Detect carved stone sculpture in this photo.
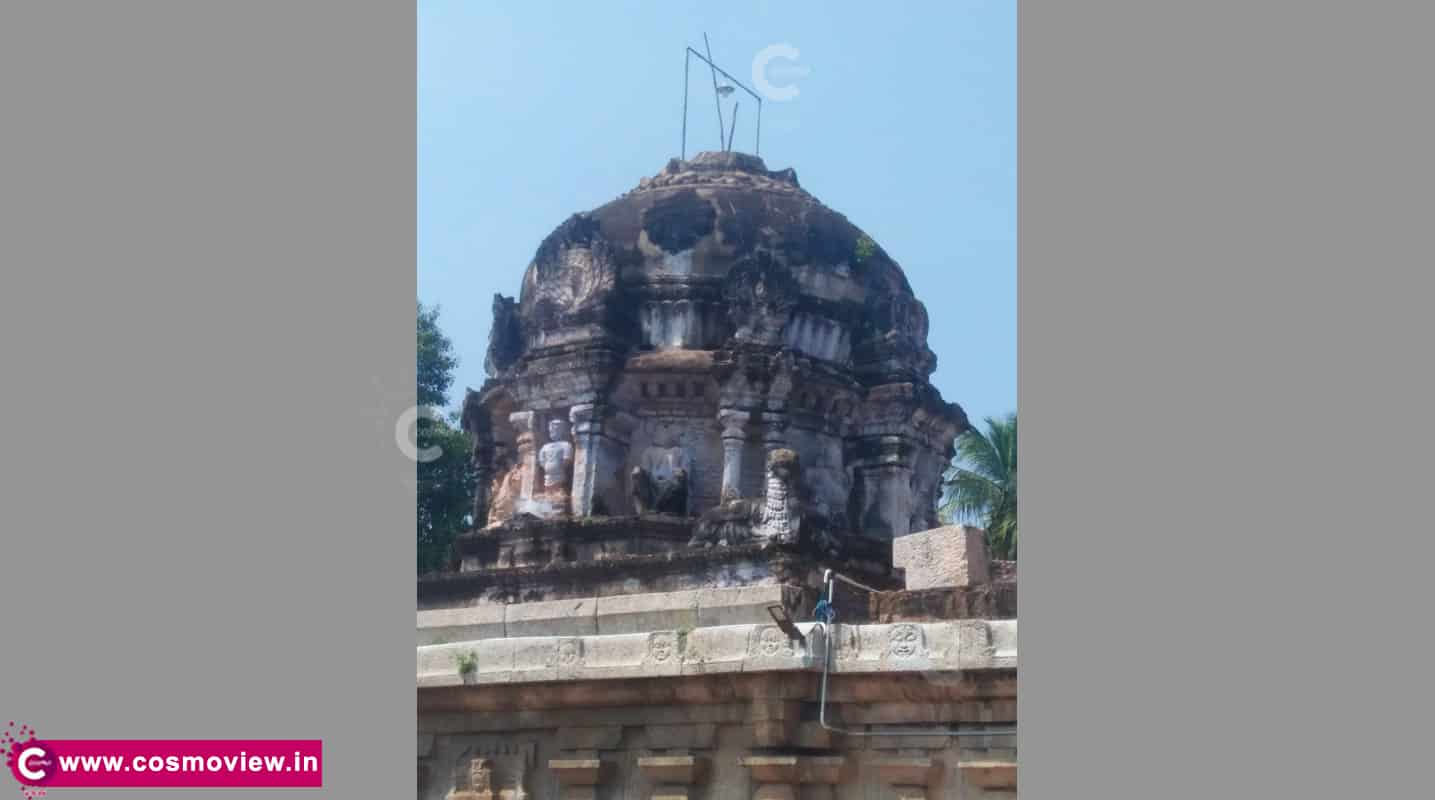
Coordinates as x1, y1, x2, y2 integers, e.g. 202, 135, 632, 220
690, 448, 802, 547
447, 757, 495, 800
537, 418, 574, 496
631, 465, 689, 515
484, 294, 522, 377
485, 463, 521, 528
521, 212, 618, 334
631, 445, 692, 516
725, 251, 799, 345
470, 758, 493, 793
757, 448, 800, 544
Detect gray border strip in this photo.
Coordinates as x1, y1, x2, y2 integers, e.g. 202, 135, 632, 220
0, 3, 414, 798
1023, 1, 1432, 796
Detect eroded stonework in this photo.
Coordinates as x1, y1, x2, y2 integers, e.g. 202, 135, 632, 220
458, 152, 967, 568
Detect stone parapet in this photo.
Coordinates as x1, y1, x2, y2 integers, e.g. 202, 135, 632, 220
417, 619, 1016, 688
419, 585, 798, 645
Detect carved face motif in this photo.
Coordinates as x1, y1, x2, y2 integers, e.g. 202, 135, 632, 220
758, 626, 788, 656
648, 633, 676, 663
547, 419, 567, 441
889, 624, 923, 658
469, 758, 493, 791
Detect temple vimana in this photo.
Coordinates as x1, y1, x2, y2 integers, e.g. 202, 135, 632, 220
418, 152, 1017, 799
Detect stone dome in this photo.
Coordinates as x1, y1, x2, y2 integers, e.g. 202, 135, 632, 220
505, 151, 936, 379
465, 152, 965, 564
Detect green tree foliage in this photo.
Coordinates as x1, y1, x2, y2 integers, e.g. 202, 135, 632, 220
418, 303, 458, 409
938, 412, 1017, 560
417, 303, 475, 574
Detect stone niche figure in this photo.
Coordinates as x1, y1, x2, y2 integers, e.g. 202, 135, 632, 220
631, 445, 692, 516
690, 448, 802, 547
485, 461, 521, 528
536, 418, 574, 498
631, 466, 690, 515
446, 757, 494, 800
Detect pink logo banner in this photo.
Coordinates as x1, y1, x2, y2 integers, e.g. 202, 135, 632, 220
7, 739, 322, 789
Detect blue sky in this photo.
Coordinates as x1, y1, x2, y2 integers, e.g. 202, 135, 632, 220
419, 0, 1014, 428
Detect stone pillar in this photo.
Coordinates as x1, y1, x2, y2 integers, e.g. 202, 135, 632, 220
568, 403, 600, 517
873, 757, 941, 800
959, 761, 1017, 793
760, 411, 788, 456
853, 434, 915, 539
548, 757, 604, 800
738, 755, 846, 800
637, 754, 706, 800
469, 439, 496, 529
717, 408, 750, 501
509, 411, 538, 501
876, 462, 915, 538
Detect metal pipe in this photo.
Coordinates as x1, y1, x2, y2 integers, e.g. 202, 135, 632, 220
815, 570, 1017, 738
681, 49, 689, 160
703, 34, 725, 151
727, 103, 739, 153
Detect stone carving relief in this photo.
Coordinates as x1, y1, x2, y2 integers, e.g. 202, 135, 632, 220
521, 212, 618, 335
448, 741, 535, 800
690, 448, 803, 548
508, 417, 573, 520
758, 448, 801, 544
888, 623, 925, 659
537, 419, 574, 496
725, 252, 799, 345
646, 631, 679, 664
748, 625, 796, 659
630, 445, 692, 516
485, 458, 521, 528
470, 759, 493, 793
484, 294, 522, 377
554, 638, 583, 668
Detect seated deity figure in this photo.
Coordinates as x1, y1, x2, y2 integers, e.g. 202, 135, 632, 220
536, 418, 574, 498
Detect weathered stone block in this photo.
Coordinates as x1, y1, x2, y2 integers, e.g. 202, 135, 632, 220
641, 724, 717, 750
505, 597, 598, 637
548, 758, 603, 785
637, 754, 705, 784
695, 585, 792, 627
893, 525, 990, 589
740, 755, 799, 783
959, 760, 1016, 790
556, 726, 623, 751
594, 590, 699, 635
417, 639, 516, 686
872, 757, 939, 787
681, 625, 749, 675
418, 604, 506, 644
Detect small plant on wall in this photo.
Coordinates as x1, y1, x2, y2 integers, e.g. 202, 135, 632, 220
454, 650, 478, 678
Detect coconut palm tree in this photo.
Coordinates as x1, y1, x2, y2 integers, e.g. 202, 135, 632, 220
938, 413, 1017, 560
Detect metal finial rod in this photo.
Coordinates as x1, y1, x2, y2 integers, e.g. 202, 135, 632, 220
755, 98, 761, 156
727, 103, 739, 153
681, 50, 689, 159
703, 33, 726, 151
681, 42, 764, 158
